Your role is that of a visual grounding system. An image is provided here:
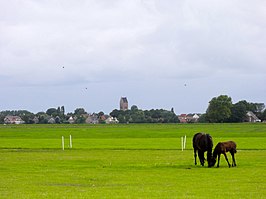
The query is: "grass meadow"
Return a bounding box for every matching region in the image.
[0,123,265,198]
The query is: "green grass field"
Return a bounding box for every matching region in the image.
[0,123,265,198]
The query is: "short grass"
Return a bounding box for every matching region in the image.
[0,123,265,198]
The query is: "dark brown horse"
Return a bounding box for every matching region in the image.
[193,132,213,167]
[212,141,237,168]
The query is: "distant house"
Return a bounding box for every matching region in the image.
[246,111,261,122]
[4,116,25,124]
[100,115,108,121]
[32,116,39,124]
[86,114,99,124]
[48,117,55,124]
[177,113,200,123]
[186,114,193,122]
[186,114,200,123]
[120,97,128,111]
[105,116,119,124]
[55,116,61,123]
[178,114,187,123]
[68,116,75,124]
[193,114,200,122]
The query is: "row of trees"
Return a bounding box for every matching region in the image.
[0,110,36,124]
[110,96,266,123]
[204,95,266,123]
[0,95,265,124]
[0,106,179,124]
[0,107,104,124]
[110,106,178,123]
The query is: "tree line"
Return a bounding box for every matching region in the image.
[110,106,178,123]
[0,95,265,124]
[0,106,97,124]
[110,96,266,123]
[203,95,266,123]
[0,106,178,124]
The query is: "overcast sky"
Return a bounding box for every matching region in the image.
[0,0,265,114]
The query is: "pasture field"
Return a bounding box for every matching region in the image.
[0,123,265,198]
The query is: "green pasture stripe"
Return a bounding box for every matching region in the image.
[1,123,265,139]
[1,136,266,150]
[0,149,265,199]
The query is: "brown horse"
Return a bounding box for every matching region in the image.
[193,132,213,167]
[212,141,237,168]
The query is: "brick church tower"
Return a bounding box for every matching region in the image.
[120,97,128,111]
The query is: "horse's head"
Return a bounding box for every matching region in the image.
[208,156,216,167]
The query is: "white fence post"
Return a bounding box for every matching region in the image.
[70,135,72,149]
[181,137,184,151]
[181,135,186,151]
[62,136,64,150]
[184,135,186,150]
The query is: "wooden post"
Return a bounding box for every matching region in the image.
[184,135,186,150]
[70,135,72,149]
[62,136,64,150]
[181,137,184,151]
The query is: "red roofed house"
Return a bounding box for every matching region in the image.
[4,116,25,124]
[178,114,187,123]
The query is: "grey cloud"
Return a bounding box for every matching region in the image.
[0,0,265,113]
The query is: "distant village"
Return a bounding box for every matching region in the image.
[1,96,265,124]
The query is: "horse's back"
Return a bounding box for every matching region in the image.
[215,142,225,152]
[217,141,237,153]
[192,132,204,149]
[193,132,213,151]
[193,133,202,141]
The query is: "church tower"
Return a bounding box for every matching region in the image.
[120,97,128,111]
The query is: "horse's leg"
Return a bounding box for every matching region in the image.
[231,152,236,167]
[223,153,231,168]
[199,151,204,166]
[217,154,221,168]
[194,149,197,165]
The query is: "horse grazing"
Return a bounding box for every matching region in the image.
[193,132,214,167]
[212,141,237,168]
